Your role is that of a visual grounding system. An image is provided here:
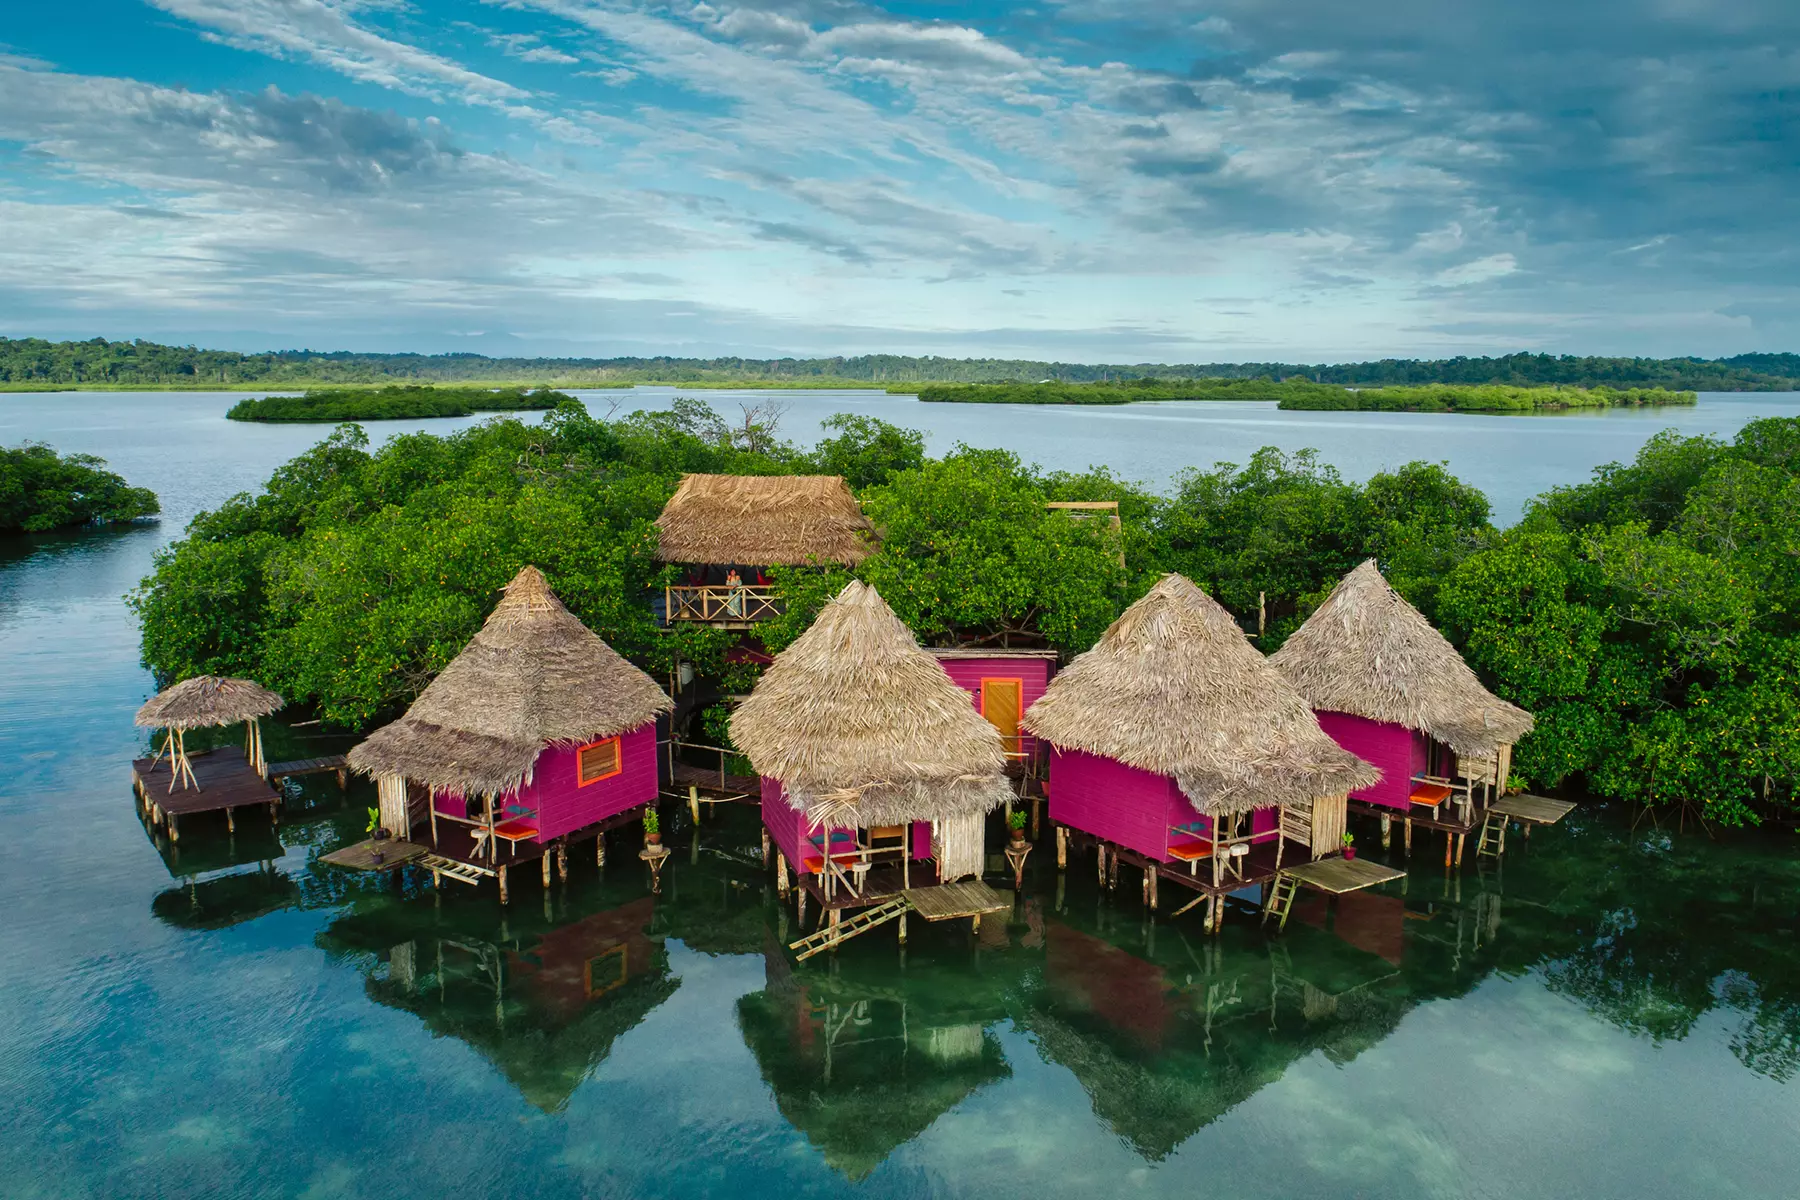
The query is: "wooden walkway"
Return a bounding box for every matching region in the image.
[668,760,758,797]
[1282,856,1406,895]
[1489,793,1577,825]
[905,880,1010,921]
[788,879,1010,960]
[320,838,428,872]
[268,754,348,787]
[132,750,278,839]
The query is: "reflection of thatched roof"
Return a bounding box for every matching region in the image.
[349,567,671,796]
[151,869,299,930]
[655,473,874,566]
[1021,574,1377,816]
[1270,559,1534,756]
[730,581,1011,826]
[135,676,282,730]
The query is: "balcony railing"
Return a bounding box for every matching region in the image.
[665,584,782,624]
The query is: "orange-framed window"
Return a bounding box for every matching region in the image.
[577,736,623,786]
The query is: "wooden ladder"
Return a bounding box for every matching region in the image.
[788,898,910,962]
[418,853,486,887]
[1476,813,1507,859]
[1262,875,1301,930]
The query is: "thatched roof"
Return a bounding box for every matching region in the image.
[1269,559,1534,756]
[348,566,672,796]
[1020,574,1378,816]
[729,581,1012,827]
[135,675,282,730]
[655,473,874,566]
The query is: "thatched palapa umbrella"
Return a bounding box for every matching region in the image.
[730,581,1011,880]
[135,675,283,792]
[1023,574,1378,863]
[349,566,673,842]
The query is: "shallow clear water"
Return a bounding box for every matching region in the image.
[3,390,1799,1198]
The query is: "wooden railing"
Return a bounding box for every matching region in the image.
[664,584,782,623]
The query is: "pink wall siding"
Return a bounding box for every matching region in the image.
[1047,748,1185,860]
[936,657,1052,756]
[428,723,657,840]
[760,777,930,867]
[1316,711,1404,809]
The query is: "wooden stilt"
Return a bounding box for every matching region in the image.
[689,785,700,824]
[1381,814,1391,848]
[557,843,568,882]
[898,912,908,944]
[226,807,236,833]
[761,827,771,867]
[597,833,607,868]
[1108,849,1119,891]
[971,912,982,935]
[796,888,807,926]
[776,852,789,895]
[1455,834,1466,867]
[168,813,179,842]
[1056,825,1068,869]
[1405,818,1412,854]
[541,853,552,886]
[828,908,842,953]
[1148,868,1159,910]
[497,866,510,904]
[1031,798,1041,840]
[269,799,279,826]
[1444,831,1453,869]
[1096,843,1107,888]
[432,869,441,890]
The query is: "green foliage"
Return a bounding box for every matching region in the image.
[366,807,380,836]
[0,442,160,533]
[1277,384,1695,412]
[916,379,1310,404]
[642,808,659,834]
[808,413,926,488]
[225,386,568,422]
[1008,810,1027,831]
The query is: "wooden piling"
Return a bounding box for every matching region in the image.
[557,843,568,882]
[1056,825,1068,869]
[1405,818,1412,854]
[226,807,236,833]
[775,852,789,895]
[597,833,607,868]
[689,785,700,824]
[1380,814,1391,848]
[497,866,510,904]
[541,854,552,887]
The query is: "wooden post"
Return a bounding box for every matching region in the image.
[971,912,982,936]
[431,869,441,890]
[1031,798,1041,840]
[898,912,908,944]
[168,813,179,843]
[775,851,790,895]
[1444,831,1453,869]
[828,908,842,952]
[1096,843,1107,887]
[761,827,771,867]
[226,807,236,833]
[597,833,607,868]
[689,785,700,825]
[1404,818,1412,854]
[1380,814,1391,848]
[1148,868,1159,910]
[541,853,552,887]
[796,887,807,927]
[557,843,568,882]
[1056,825,1067,869]
[1455,834,1466,867]
[498,866,510,904]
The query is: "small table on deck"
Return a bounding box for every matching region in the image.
[1409,782,1455,815]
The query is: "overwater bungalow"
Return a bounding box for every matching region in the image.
[928,648,1059,772]
[654,473,874,627]
[730,581,1013,937]
[348,566,673,901]
[1269,559,1535,860]
[1021,574,1381,929]
[132,675,285,840]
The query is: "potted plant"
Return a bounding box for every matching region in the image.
[366,807,389,864]
[1341,831,1356,861]
[643,808,662,847]
[1007,810,1028,845]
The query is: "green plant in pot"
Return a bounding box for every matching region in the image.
[1007,809,1028,843]
[366,807,388,864]
[643,807,661,847]
[1341,830,1356,860]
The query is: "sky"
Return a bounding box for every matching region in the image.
[1,1,1796,361]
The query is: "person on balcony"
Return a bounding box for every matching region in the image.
[725,568,746,618]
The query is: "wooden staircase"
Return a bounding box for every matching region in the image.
[1262,875,1301,930]
[418,853,487,887]
[788,898,910,962]
[1476,812,1507,859]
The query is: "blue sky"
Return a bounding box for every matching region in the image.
[1,1,1796,360]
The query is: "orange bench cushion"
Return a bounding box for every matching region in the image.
[492,819,539,841]
[1409,783,1454,806]
[1167,837,1214,862]
[800,853,861,874]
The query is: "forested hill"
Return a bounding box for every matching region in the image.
[3,336,1797,390]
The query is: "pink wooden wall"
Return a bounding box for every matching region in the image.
[1046,748,1278,862]
[432,722,658,840]
[934,656,1053,756]
[1315,711,1405,809]
[759,777,931,869]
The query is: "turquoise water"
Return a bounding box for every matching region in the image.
[4,391,1800,1198]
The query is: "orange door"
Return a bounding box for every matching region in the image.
[980,678,1023,756]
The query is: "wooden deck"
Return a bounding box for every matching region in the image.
[1489,793,1577,825]
[132,749,278,838]
[268,754,348,786]
[1282,856,1406,895]
[1347,797,1483,837]
[904,880,1009,921]
[320,838,428,872]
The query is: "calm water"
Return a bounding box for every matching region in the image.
[4,390,1800,1198]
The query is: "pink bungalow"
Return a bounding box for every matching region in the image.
[929,649,1059,768]
[1269,560,1534,831]
[350,566,674,900]
[1021,575,1379,927]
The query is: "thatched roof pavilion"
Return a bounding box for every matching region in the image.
[729,580,1011,829]
[1022,574,1378,816]
[349,566,672,798]
[136,676,283,730]
[655,473,874,566]
[1269,559,1533,758]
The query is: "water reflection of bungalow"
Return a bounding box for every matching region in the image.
[1027,913,1405,1160]
[732,582,1011,938]
[655,474,873,627]
[329,896,676,1112]
[1023,575,1379,930]
[349,567,673,902]
[736,946,1011,1180]
[1270,560,1535,862]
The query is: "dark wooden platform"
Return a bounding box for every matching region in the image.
[1489,793,1577,825]
[669,761,758,797]
[320,838,428,872]
[132,749,278,839]
[905,880,1009,921]
[268,754,348,787]
[1348,797,1483,837]
[1064,827,1287,900]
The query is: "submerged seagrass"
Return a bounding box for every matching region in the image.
[134,675,282,730]
[655,473,874,566]
[729,580,1011,827]
[1021,574,1378,815]
[1269,559,1533,756]
[348,566,672,796]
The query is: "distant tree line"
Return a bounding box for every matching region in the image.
[225,386,571,422]
[2,443,159,533]
[916,380,1698,410]
[4,336,1797,390]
